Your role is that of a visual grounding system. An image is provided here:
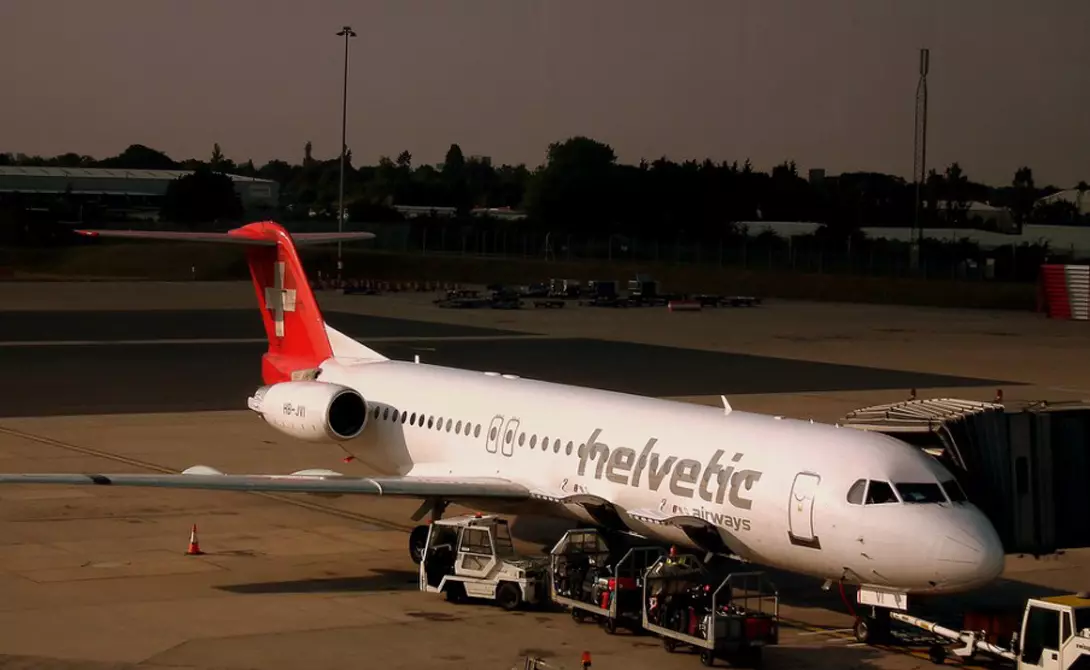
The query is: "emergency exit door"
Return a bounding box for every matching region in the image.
[788,472,822,549]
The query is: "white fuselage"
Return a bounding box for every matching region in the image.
[311,356,1005,596]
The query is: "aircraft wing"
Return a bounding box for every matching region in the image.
[0,466,531,500]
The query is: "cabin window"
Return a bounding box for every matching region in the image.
[455,420,463,434]
[541,437,549,451]
[435,417,443,431]
[529,435,537,448]
[373,407,381,419]
[941,478,968,503]
[489,426,497,441]
[410,412,417,425]
[475,424,481,438]
[383,408,390,420]
[1075,607,1090,634]
[864,480,899,505]
[846,479,867,505]
[566,441,574,455]
[894,482,946,504]
[427,416,434,429]
[1020,605,1060,665]
[465,422,472,436]
[445,419,452,432]
[518,432,526,447]
[505,430,513,444]
[459,528,493,556]
[392,409,399,422]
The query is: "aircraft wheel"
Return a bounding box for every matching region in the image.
[928,644,946,664]
[409,525,428,564]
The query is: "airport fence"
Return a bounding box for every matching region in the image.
[349,222,1052,285]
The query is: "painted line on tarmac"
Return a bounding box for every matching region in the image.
[0,425,416,534]
[0,334,552,347]
[777,616,990,668]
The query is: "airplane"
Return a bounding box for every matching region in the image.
[0,221,1005,643]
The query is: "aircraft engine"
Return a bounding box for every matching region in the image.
[247,381,369,442]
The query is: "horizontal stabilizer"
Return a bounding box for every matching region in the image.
[75,227,375,246]
[0,470,531,500]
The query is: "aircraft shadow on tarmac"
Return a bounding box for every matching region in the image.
[216,568,420,595]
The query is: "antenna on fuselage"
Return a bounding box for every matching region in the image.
[720,395,732,415]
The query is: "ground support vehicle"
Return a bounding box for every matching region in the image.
[884,592,1090,668]
[641,553,779,667]
[418,513,547,610]
[548,528,665,634]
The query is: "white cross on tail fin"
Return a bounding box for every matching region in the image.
[264,261,297,338]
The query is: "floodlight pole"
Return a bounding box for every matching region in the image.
[336,25,356,282]
[911,48,930,273]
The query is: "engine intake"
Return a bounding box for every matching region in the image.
[248,381,369,442]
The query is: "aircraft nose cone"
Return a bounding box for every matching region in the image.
[937,520,1005,588]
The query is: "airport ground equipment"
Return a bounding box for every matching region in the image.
[887,592,1090,667]
[549,528,665,634]
[419,514,546,610]
[641,553,779,667]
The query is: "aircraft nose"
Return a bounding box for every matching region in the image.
[936,515,1005,588]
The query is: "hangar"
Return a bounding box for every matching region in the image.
[0,166,279,220]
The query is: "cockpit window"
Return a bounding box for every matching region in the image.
[895,482,947,504]
[846,479,867,505]
[864,480,899,504]
[941,478,968,503]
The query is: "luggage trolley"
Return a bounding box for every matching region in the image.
[642,552,779,667]
[548,528,665,634]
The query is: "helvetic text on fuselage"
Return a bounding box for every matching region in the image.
[485,422,762,534]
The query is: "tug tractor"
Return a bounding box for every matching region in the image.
[418,514,546,610]
[888,592,1090,668]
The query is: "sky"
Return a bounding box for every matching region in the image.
[1,0,1087,187]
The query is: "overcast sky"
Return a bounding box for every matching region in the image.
[1,0,1087,186]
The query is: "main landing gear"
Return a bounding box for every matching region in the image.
[409,498,449,564]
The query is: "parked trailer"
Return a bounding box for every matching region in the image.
[641,553,779,667]
[549,528,665,634]
[879,592,1090,667]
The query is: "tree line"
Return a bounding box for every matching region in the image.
[2,139,1087,241]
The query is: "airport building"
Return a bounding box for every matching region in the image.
[0,166,279,220]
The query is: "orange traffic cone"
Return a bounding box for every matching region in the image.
[186,524,204,555]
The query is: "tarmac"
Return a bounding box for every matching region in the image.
[1,280,1090,670]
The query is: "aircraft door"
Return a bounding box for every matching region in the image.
[1019,604,1062,669]
[456,526,497,579]
[485,415,504,454]
[788,472,822,549]
[500,417,520,457]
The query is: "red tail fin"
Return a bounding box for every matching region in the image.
[76,222,375,384]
